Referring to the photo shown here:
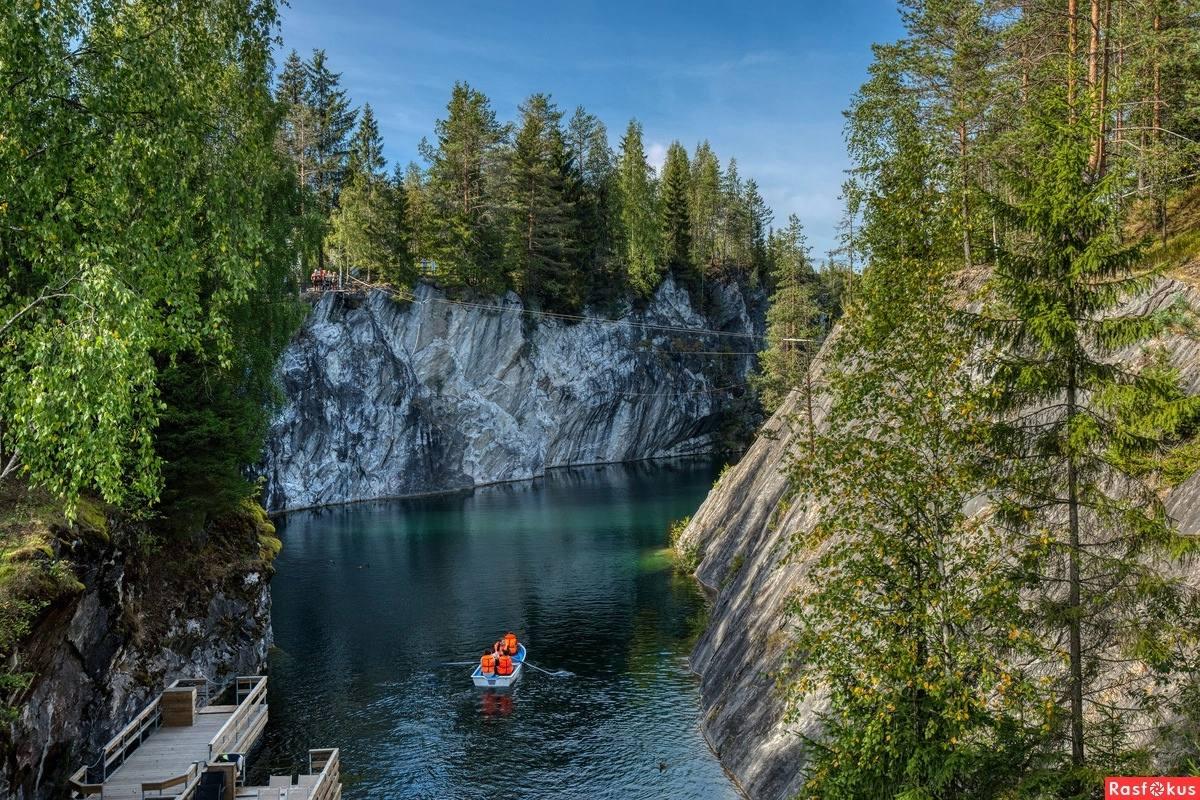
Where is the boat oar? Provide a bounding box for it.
[524,661,574,678]
[439,661,478,666]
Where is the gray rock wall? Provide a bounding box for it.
[263,276,761,511]
[679,275,1200,800]
[1,523,272,800]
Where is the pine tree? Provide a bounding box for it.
[977,97,1200,784]
[658,141,695,290]
[502,94,580,309]
[615,120,662,298]
[418,82,507,290]
[753,215,818,413]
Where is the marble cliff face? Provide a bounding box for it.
[263,276,762,511]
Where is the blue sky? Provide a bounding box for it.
[277,0,904,257]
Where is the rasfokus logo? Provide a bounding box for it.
[1106,778,1200,798]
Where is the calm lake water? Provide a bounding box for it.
[251,458,740,800]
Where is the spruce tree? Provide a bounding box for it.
[659,141,695,290]
[977,96,1200,784]
[502,94,579,309]
[744,178,772,287]
[718,157,752,273]
[348,102,386,179]
[689,141,722,273]
[616,120,663,298]
[790,90,1052,796]
[567,107,621,306]
[275,49,320,274]
[305,49,357,214]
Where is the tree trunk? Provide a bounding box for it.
[1088,0,1101,92]
[1066,368,1086,768]
[1152,9,1162,134]
[1089,0,1111,175]
[960,121,972,268]
[1068,0,1079,116]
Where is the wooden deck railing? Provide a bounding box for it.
[68,691,164,790]
[306,748,341,800]
[208,675,268,761]
[140,760,202,799]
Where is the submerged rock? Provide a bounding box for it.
[263,276,762,511]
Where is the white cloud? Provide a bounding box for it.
[646,141,668,173]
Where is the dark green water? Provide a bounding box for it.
[252,458,740,799]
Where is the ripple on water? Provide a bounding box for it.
[249,459,740,800]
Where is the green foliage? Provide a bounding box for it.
[667,516,700,573]
[616,120,663,298]
[0,0,297,515]
[418,81,508,292]
[305,49,357,226]
[976,99,1200,778]
[659,142,696,288]
[754,215,821,413]
[501,94,581,310]
[790,257,1050,799]
[348,103,386,179]
[329,171,413,287]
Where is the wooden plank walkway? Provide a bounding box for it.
[71,676,339,800]
[99,711,230,797]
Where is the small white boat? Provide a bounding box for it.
[472,644,526,688]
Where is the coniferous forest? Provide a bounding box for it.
[275,49,846,319]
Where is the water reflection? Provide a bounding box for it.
[251,458,739,800]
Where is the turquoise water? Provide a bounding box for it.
[252,458,740,799]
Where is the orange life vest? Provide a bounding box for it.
[497,655,513,676]
[480,654,495,676]
[504,633,518,655]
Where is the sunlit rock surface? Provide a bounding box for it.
[263,276,761,512]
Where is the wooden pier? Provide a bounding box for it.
[69,676,341,800]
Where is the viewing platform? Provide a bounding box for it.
[69,676,341,800]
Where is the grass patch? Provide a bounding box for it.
[720,552,746,589]
[0,482,87,721]
[714,463,733,488]
[667,516,701,573]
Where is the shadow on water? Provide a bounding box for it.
[249,457,740,799]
